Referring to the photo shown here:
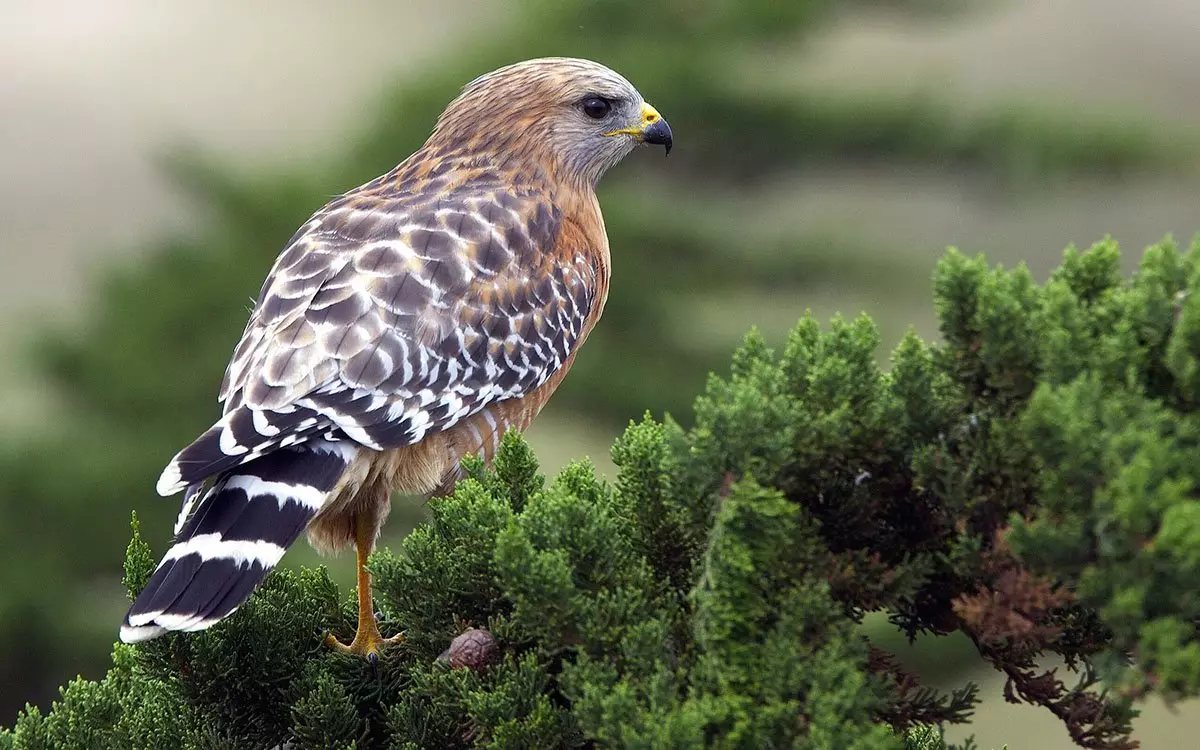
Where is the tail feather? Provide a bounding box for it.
[155,406,329,497]
[121,439,355,643]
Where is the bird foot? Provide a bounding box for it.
[324,624,405,661]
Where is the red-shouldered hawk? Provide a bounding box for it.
[120,57,672,659]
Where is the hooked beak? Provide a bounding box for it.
[606,102,673,156]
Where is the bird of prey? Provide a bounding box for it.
[119,57,673,660]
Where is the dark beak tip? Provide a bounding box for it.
[643,118,673,155]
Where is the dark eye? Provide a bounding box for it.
[581,97,612,119]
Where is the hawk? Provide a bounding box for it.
[119,57,672,659]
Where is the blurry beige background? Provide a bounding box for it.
[3,1,1200,747]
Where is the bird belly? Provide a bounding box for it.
[305,437,445,555]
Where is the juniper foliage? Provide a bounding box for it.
[10,240,1200,747]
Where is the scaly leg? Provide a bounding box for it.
[325,512,404,660]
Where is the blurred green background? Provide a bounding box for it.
[4,0,1200,746]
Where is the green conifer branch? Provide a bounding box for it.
[12,239,1200,747]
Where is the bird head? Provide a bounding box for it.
[429,57,672,187]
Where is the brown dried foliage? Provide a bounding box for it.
[953,531,1135,750]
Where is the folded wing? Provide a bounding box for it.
[158,181,596,496]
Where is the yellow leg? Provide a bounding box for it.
[324,513,404,660]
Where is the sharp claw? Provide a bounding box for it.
[368,651,379,678]
[323,632,350,654]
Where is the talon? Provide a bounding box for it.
[324,631,354,655]
[321,513,406,661]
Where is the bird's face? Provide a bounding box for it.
[552,71,673,184]
[435,57,673,186]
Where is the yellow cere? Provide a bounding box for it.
[604,102,663,137]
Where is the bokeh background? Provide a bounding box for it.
[4,0,1200,746]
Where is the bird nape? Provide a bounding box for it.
[120,56,673,662]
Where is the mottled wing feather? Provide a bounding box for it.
[161,181,592,493]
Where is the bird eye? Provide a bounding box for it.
[581,97,612,119]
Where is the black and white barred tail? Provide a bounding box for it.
[120,439,354,643]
